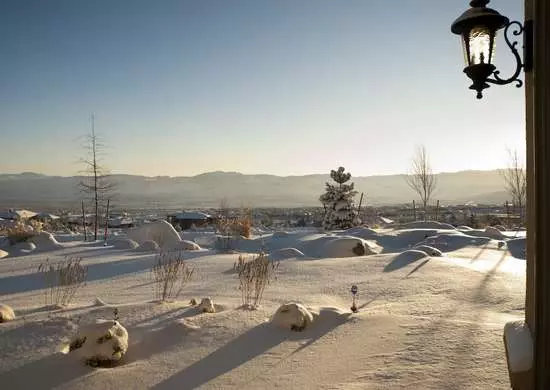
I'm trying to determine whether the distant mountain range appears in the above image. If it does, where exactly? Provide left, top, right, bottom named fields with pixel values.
left=0, top=170, right=509, bottom=210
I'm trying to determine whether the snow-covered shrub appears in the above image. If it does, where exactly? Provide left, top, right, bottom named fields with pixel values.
left=198, top=297, right=216, bottom=313
left=37, top=257, right=88, bottom=307
left=271, top=302, right=314, bottom=332
left=6, top=221, right=36, bottom=245
left=68, top=320, right=128, bottom=367
left=0, top=303, right=15, bottom=323
left=319, top=167, right=358, bottom=230
left=237, top=253, right=279, bottom=308
left=151, top=251, right=194, bottom=302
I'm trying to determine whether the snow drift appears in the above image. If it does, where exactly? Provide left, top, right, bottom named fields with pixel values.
left=413, top=245, right=443, bottom=257
left=111, top=238, right=139, bottom=250
left=127, top=220, right=181, bottom=251
left=28, top=232, right=63, bottom=251
left=267, top=247, right=306, bottom=261
left=135, top=240, right=161, bottom=252
left=320, top=237, right=378, bottom=258
left=398, top=221, right=456, bottom=230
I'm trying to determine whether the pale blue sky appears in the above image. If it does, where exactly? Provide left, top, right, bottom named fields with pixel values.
left=0, top=0, right=525, bottom=177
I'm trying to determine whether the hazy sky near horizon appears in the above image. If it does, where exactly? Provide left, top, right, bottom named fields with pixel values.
left=1, top=0, right=525, bottom=177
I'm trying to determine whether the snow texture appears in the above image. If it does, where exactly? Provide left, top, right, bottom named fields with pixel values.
left=0, top=304, right=15, bottom=323
left=67, top=320, right=128, bottom=366
left=271, top=302, right=314, bottom=331
left=504, top=320, right=533, bottom=373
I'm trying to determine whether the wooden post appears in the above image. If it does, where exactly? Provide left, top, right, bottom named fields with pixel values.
left=435, top=200, right=440, bottom=222
left=81, top=200, right=87, bottom=242
left=412, top=200, right=416, bottom=221
left=103, top=199, right=110, bottom=245
left=506, top=201, right=511, bottom=229
left=358, top=192, right=364, bottom=212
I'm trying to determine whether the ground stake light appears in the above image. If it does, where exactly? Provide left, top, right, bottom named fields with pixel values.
left=351, top=285, right=358, bottom=313
left=451, top=0, right=532, bottom=99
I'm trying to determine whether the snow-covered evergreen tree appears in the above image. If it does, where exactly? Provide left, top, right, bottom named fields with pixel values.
left=319, top=167, right=359, bottom=230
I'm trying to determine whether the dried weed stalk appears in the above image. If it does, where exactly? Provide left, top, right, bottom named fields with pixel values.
left=38, top=256, right=88, bottom=307
left=152, top=251, right=195, bottom=301
left=237, top=253, right=279, bottom=308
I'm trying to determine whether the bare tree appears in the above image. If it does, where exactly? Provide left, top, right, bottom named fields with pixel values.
left=405, top=145, right=437, bottom=220
left=499, top=148, right=526, bottom=224
left=79, top=115, right=116, bottom=241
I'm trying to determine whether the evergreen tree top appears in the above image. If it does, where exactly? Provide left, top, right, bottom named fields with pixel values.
left=330, top=166, right=352, bottom=184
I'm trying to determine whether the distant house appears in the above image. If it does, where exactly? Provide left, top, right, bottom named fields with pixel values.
left=0, top=209, right=37, bottom=220
left=167, top=211, right=213, bottom=230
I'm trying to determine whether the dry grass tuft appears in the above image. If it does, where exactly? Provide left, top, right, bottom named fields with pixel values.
left=237, top=253, right=279, bottom=308
left=152, top=251, right=195, bottom=301
left=38, top=256, right=88, bottom=307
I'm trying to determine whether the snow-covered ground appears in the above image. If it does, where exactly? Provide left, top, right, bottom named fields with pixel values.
left=0, top=223, right=525, bottom=389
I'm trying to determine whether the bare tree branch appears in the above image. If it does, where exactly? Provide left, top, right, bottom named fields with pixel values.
left=405, top=145, right=437, bottom=220
left=499, top=148, right=526, bottom=224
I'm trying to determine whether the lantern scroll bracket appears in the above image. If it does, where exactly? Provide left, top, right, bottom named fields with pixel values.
left=486, top=21, right=525, bottom=88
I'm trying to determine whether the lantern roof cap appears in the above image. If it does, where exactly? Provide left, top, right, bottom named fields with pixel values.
left=451, top=0, right=509, bottom=35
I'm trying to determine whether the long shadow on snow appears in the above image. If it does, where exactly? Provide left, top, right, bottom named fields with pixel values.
left=0, top=254, right=157, bottom=295
left=0, top=353, right=91, bottom=388
left=152, top=310, right=350, bottom=390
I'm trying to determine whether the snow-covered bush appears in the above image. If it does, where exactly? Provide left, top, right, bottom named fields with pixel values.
left=151, top=251, right=194, bottom=302
left=37, top=257, right=88, bottom=307
left=0, top=303, right=15, bottom=323
left=319, top=167, right=359, bottom=230
left=68, top=320, right=128, bottom=367
left=237, top=253, right=279, bottom=308
left=271, top=302, right=314, bottom=331
left=198, top=297, right=216, bottom=313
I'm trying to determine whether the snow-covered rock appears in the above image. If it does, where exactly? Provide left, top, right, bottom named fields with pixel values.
left=267, top=247, right=306, bottom=261
left=0, top=303, right=15, bottom=323
left=28, top=231, right=63, bottom=251
left=127, top=220, right=181, bottom=251
left=198, top=297, right=215, bottom=313
left=135, top=240, right=161, bottom=252
left=412, top=245, right=443, bottom=257
left=483, top=226, right=507, bottom=240
left=111, top=238, right=139, bottom=250
left=321, top=237, right=377, bottom=258
left=271, top=302, right=314, bottom=331
left=340, top=226, right=378, bottom=239
left=67, top=320, right=128, bottom=366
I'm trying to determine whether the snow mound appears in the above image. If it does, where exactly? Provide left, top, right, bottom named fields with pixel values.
left=398, top=221, right=456, bottom=230
left=504, top=320, right=533, bottom=373
left=67, top=320, right=128, bottom=366
left=268, top=247, right=306, bottom=261
left=483, top=226, right=508, bottom=240
left=507, top=238, right=526, bottom=259
left=457, top=225, right=473, bottom=230
left=494, top=225, right=507, bottom=232
left=340, top=226, right=378, bottom=239
left=384, top=250, right=429, bottom=272
left=412, top=245, right=443, bottom=257
left=0, top=303, right=15, bottom=323
left=421, top=233, right=491, bottom=252
left=198, top=297, right=216, bottom=313
left=0, top=249, right=8, bottom=259
left=28, top=231, right=63, bottom=251
left=170, top=240, right=202, bottom=251
left=127, top=220, right=181, bottom=251
left=111, top=238, right=139, bottom=250
left=321, top=237, right=378, bottom=258
left=135, top=240, right=161, bottom=252
left=271, top=302, right=314, bottom=331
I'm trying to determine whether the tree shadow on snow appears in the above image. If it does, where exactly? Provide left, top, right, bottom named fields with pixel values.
left=152, top=310, right=351, bottom=389
left=0, top=255, right=157, bottom=295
